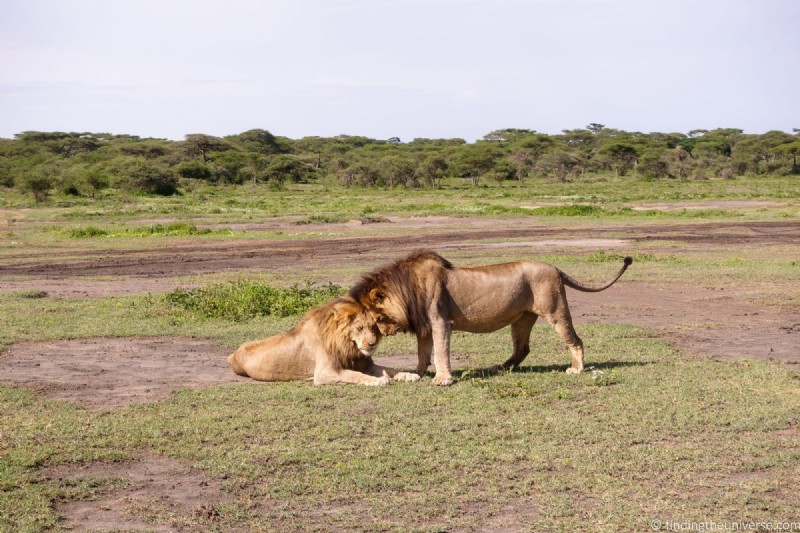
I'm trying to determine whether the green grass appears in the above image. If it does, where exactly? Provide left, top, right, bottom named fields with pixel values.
left=1, top=323, right=798, bottom=532
left=3, top=173, right=798, bottom=225
left=63, top=222, right=225, bottom=238
left=164, top=281, right=344, bottom=321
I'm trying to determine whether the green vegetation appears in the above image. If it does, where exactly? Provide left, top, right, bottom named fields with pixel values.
left=165, top=281, right=344, bottom=321
left=0, top=319, right=798, bottom=531
left=2, top=126, right=799, bottom=203
left=64, top=222, right=222, bottom=239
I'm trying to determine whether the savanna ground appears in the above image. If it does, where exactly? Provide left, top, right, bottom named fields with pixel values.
left=1, top=175, right=799, bottom=532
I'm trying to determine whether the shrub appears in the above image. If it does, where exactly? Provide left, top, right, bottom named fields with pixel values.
left=114, top=158, right=178, bottom=195
left=16, top=169, right=53, bottom=202
left=175, top=160, right=214, bottom=181
left=68, top=226, right=109, bottom=238
left=532, top=204, right=604, bottom=216
left=165, top=281, right=344, bottom=321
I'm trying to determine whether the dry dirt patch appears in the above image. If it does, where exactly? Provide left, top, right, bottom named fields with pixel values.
left=0, top=337, right=246, bottom=409
left=630, top=200, right=788, bottom=211
left=42, top=455, right=232, bottom=532
left=570, top=282, right=800, bottom=365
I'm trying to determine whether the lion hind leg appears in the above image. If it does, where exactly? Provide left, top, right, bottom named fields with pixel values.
left=545, top=313, right=585, bottom=375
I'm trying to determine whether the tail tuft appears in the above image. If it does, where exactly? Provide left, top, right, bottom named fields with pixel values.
left=624, top=256, right=633, bottom=266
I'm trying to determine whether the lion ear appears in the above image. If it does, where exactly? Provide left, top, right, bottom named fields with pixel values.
left=370, top=288, right=385, bottom=303
left=332, top=303, right=355, bottom=324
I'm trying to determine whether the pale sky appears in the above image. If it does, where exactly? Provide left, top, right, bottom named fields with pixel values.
left=1, top=0, right=798, bottom=142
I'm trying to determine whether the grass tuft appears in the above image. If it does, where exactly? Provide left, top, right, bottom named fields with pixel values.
left=531, top=204, right=606, bottom=216
left=164, top=281, right=344, bottom=321
left=64, top=222, right=219, bottom=238
left=584, top=250, right=687, bottom=264
left=66, top=226, right=109, bottom=238
left=11, top=290, right=49, bottom=299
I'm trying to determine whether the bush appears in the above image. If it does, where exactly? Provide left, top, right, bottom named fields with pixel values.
left=175, top=160, right=214, bottom=181
left=114, top=158, right=178, bottom=195
left=16, top=169, right=53, bottom=202
left=532, top=204, right=605, bottom=216
left=165, top=281, right=344, bottom=321
left=68, top=226, right=109, bottom=238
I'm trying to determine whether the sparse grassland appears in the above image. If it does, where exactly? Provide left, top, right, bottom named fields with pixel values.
left=1, top=319, right=798, bottom=531
left=1, top=175, right=799, bottom=531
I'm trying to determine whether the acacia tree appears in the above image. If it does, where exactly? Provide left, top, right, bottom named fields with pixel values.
left=637, top=150, right=669, bottom=178
left=267, top=155, right=311, bottom=186
left=416, top=155, right=448, bottom=188
left=482, top=128, right=536, bottom=142
left=598, top=142, right=639, bottom=176
left=226, top=129, right=285, bottom=155
left=507, top=134, right=554, bottom=180
left=452, top=143, right=503, bottom=185
left=587, top=123, right=605, bottom=135
left=183, top=134, right=231, bottom=163
left=772, top=141, right=800, bottom=173
left=535, top=148, right=582, bottom=183
left=376, top=155, right=416, bottom=187
left=17, top=167, right=54, bottom=202
left=665, top=147, right=692, bottom=179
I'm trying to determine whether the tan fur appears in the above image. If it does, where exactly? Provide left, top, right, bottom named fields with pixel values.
left=227, top=296, right=419, bottom=386
left=350, top=251, right=632, bottom=386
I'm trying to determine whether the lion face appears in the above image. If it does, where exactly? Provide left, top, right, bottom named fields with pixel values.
left=375, top=314, right=403, bottom=336
left=365, top=288, right=407, bottom=333
left=349, top=311, right=382, bottom=356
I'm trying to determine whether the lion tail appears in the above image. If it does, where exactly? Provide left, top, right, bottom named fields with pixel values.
left=559, top=256, right=633, bottom=293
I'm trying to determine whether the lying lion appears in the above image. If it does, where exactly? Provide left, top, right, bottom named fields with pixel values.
left=228, top=296, right=420, bottom=386
left=350, top=251, right=632, bottom=386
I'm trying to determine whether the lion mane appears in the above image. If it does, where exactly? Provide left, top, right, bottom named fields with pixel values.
left=349, top=251, right=453, bottom=339
left=228, top=296, right=419, bottom=386
left=350, top=250, right=632, bottom=386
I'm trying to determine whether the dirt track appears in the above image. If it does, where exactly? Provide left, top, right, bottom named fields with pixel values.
left=2, top=220, right=799, bottom=281
left=1, top=217, right=798, bottom=411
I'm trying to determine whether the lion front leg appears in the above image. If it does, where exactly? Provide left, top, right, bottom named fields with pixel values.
left=314, top=367, right=390, bottom=386
left=415, top=333, right=433, bottom=378
left=430, top=318, right=453, bottom=386
left=367, top=364, right=421, bottom=383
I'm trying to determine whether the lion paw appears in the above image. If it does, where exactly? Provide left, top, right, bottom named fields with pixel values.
left=432, top=374, right=454, bottom=386
left=565, top=367, right=582, bottom=375
left=365, top=373, right=391, bottom=386
left=393, top=372, right=421, bottom=383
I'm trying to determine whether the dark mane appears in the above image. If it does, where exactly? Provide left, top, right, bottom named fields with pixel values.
left=349, top=250, right=453, bottom=338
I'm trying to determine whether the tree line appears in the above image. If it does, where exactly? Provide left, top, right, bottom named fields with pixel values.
left=1, top=125, right=799, bottom=201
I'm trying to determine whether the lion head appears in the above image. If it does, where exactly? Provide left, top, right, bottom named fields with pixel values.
left=346, top=306, right=381, bottom=357
left=349, top=251, right=453, bottom=338
left=310, top=297, right=384, bottom=368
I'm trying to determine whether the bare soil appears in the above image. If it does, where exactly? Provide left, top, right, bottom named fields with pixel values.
left=2, top=219, right=798, bottom=283
left=41, top=454, right=233, bottom=532
left=0, top=337, right=246, bottom=408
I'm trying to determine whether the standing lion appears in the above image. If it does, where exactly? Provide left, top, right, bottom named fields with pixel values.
left=350, top=251, right=632, bottom=386
left=228, top=296, right=419, bottom=386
